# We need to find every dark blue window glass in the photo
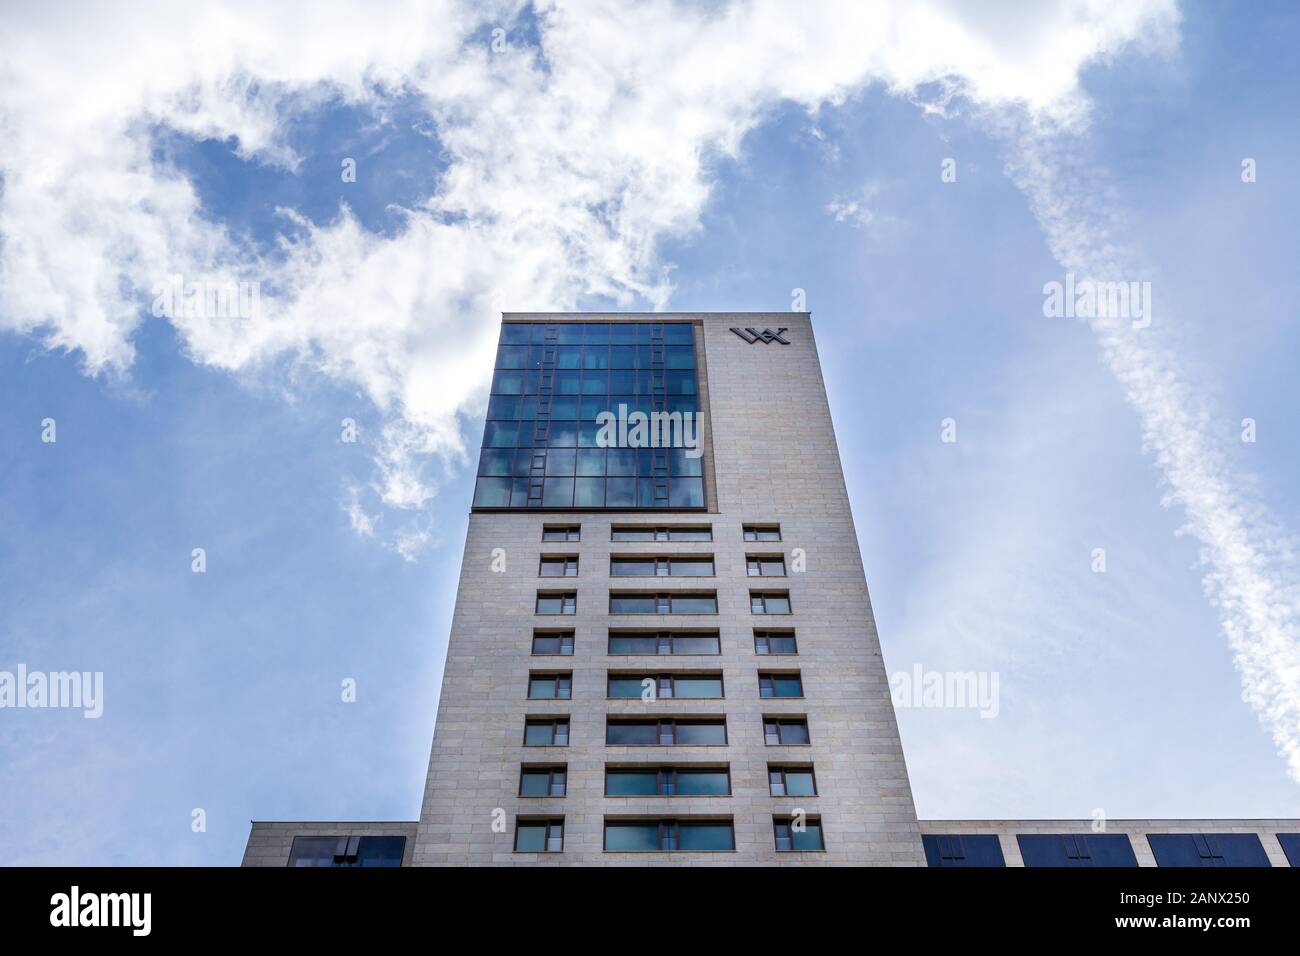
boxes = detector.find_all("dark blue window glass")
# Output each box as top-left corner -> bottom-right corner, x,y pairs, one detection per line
1276,834 -> 1300,866
1147,833 -> 1271,867
1017,834 -> 1138,867
922,834 -> 1005,867
287,835 -> 405,867
475,321 -> 704,510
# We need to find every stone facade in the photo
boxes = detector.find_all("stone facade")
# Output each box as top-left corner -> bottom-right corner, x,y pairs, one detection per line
240,312 -> 1300,868
412,312 -> 923,865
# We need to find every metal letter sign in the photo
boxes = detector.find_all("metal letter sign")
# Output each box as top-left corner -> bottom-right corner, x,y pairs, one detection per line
730,327 -> 790,345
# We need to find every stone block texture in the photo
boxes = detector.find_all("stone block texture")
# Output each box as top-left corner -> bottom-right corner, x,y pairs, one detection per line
413,312 -> 925,865
242,821 -> 418,867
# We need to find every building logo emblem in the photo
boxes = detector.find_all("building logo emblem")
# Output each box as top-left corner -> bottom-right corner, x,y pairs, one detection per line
730,326 -> 790,345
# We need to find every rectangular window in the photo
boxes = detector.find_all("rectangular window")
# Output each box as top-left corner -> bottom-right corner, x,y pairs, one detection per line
1016,834 -> 1138,867
287,835 -> 406,867
610,556 -> 715,577
607,673 -> 723,699
528,673 -> 572,700
743,524 -> 781,542
609,592 -> 717,614
605,767 -> 731,796
746,555 -> 786,577
542,525 -> 580,542
922,834 -> 1006,867
604,819 -> 735,852
608,631 -> 720,655
515,819 -> 564,853
758,672 -> 803,699
611,526 -> 713,542
763,718 -> 809,746
774,817 -> 825,852
532,631 -> 575,656
606,718 -> 727,746
754,631 -> 798,655
1146,833 -> 1271,868
524,718 -> 569,746
536,592 -> 577,615
768,766 -> 817,797
539,555 -> 579,577
519,766 -> 568,798
750,591 -> 791,615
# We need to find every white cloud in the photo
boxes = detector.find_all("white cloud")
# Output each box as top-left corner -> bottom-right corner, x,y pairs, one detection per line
0,2 -> 1178,552
999,121 -> 1300,784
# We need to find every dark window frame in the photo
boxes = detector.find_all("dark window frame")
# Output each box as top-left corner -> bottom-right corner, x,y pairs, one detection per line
607,630 -> 722,656
542,525 -> 581,542
606,672 -> 725,700
610,555 -> 716,578
605,717 -> 728,746
531,631 -> 575,656
758,671 -> 804,699
536,591 -> 577,615
527,671 -> 573,700
746,554 -> 787,577
523,717 -> 570,746
518,765 -> 569,798
763,717 -> 810,746
611,525 -> 713,542
514,818 -> 565,853
750,591 -> 792,615
743,524 -> 782,542
768,765 -> 818,797
604,766 -> 732,797
602,818 -> 736,852
754,630 -> 798,655
773,816 -> 826,852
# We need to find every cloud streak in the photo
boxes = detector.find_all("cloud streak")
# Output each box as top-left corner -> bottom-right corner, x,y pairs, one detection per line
1001,120 -> 1300,782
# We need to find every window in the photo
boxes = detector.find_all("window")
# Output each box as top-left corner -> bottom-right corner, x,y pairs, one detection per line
1147,833 -> 1271,868
528,672 -> 572,700
536,592 -> 576,615
607,673 -> 723,699
515,819 -> 564,853
475,323 -> 704,512
922,835 -> 1006,867
608,631 -> 720,655
612,526 -> 712,542
1016,834 -> 1137,867
768,766 -> 817,797
750,591 -> 791,615
542,525 -> 580,542
606,718 -> 727,746
604,819 -> 735,852
746,555 -> 786,577
758,672 -> 803,698
287,835 -> 406,867
532,631 -> 575,656
754,631 -> 797,655
774,817 -> 825,852
609,592 -> 718,614
539,556 -> 579,577
610,556 -> 714,577
605,767 -> 731,796
1278,834 -> 1300,867
743,524 -> 781,542
524,718 -> 569,746
763,718 -> 809,746
519,766 -> 568,797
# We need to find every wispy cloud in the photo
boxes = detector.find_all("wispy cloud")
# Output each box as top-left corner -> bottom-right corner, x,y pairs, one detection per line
0,0 -> 1178,557
999,118 -> 1300,783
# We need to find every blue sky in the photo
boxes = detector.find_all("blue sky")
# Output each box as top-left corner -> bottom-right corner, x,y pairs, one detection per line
2,1 -> 1300,864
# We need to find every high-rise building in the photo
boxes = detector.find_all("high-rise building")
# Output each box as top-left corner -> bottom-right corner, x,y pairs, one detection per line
242,313 -> 1300,868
